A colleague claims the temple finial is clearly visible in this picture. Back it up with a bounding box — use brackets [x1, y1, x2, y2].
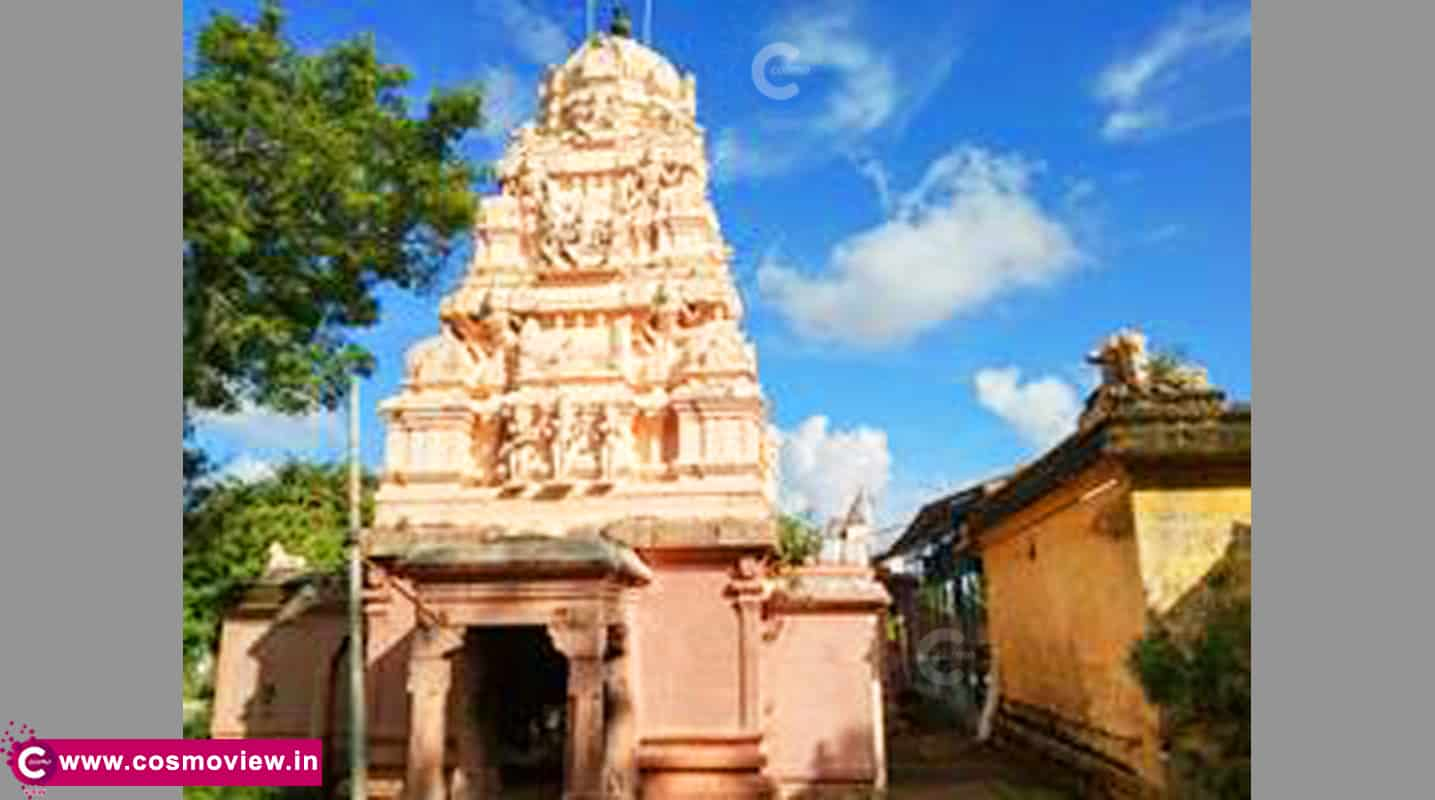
[610, 2, 633, 37]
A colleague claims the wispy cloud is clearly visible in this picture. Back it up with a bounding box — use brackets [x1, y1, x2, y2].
[481, 0, 572, 66]
[479, 65, 533, 137]
[469, 0, 574, 140]
[1093, 4, 1251, 142]
[713, 1, 958, 182]
[757, 145, 1082, 347]
[973, 366, 1081, 451]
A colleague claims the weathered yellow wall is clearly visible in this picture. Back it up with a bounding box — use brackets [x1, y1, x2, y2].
[1129, 469, 1252, 616]
[980, 458, 1160, 782]
[980, 457, 1253, 791]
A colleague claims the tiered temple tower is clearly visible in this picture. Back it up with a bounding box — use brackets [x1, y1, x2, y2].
[372, 29, 778, 540]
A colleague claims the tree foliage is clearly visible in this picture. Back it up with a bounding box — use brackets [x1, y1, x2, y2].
[183, 0, 486, 416]
[775, 512, 822, 566]
[1128, 527, 1251, 799]
[182, 461, 375, 682]
[1148, 345, 1193, 384]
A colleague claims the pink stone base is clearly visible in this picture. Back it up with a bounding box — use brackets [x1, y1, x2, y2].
[638, 734, 773, 799]
[641, 772, 776, 799]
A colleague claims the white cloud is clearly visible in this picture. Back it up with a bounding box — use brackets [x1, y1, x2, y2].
[713, 1, 957, 182]
[1093, 4, 1251, 142]
[757, 145, 1081, 347]
[483, 0, 571, 66]
[192, 404, 343, 454]
[974, 366, 1081, 451]
[777, 415, 892, 524]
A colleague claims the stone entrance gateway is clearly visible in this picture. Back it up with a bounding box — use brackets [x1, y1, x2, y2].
[379, 536, 649, 800]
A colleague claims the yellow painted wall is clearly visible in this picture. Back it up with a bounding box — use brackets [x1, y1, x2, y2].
[1129, 470, 1252, 616]
[981, 458, 1158, 780]
[980, 457, 1252, 791]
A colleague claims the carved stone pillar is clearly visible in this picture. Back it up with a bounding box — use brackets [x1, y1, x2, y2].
[450, 631, 493, 800]
[548, 610, 608, 800]
[602, 619, 638, 799]
[732, 557, 766, 733]
[404, 624, 460, 800]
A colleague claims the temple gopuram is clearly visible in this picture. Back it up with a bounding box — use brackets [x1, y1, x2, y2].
[209, 18, 891, 800]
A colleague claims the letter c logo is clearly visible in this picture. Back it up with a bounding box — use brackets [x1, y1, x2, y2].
[14, 743, 57, 784]
[752, 42, 801, 100]
[18, 746, 47, 779]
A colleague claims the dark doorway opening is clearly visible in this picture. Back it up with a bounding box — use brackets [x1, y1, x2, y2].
[466, 626, 568, 799]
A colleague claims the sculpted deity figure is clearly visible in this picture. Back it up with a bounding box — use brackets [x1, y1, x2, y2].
[679, 320, 752, 374]
[608, 314, 635, 376]
[498, 405, 543, 483]
[588, 91, 619, 133]
[512, 159, 548, 232]
[405, 324, 488, 388]
[517, 317, 546, 375]
[546, 397, 583, 480]
[1087, 329, 1151, 388]
[613, 168, 648, 261]
[536, 176, 587, 271]
[657, 157, 692, 216]
[636, 149, 664, 216]
[595, 404, 636, 480]
[636, 294, 701, 378]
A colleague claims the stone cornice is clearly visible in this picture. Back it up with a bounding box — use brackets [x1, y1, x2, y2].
[376, 533, 653, 586]
[765, 567, 892, 614]
[363, 515, 776, 559]
[971, 396, 1251, 536]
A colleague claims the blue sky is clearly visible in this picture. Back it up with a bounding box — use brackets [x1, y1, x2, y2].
[186, 0, 1252, 542]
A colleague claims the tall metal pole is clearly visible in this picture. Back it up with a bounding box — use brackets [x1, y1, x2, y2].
[347, 374, 367, 800]
[644, 0, 653, 45]
[586, 0, 595, 38]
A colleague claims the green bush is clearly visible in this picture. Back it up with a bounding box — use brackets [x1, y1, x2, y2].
[775, 513, 822, 566]
[1128, 532, 1251, 799]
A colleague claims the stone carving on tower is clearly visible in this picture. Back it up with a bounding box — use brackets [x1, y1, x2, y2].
[375, 32, 778, 538]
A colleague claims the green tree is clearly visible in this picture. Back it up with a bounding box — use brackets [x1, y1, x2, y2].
[775, 512, 822, 566]
[182, 461, 375, 710]
[183, 0, 486, 418]
[1128, 527, 1251, 799]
